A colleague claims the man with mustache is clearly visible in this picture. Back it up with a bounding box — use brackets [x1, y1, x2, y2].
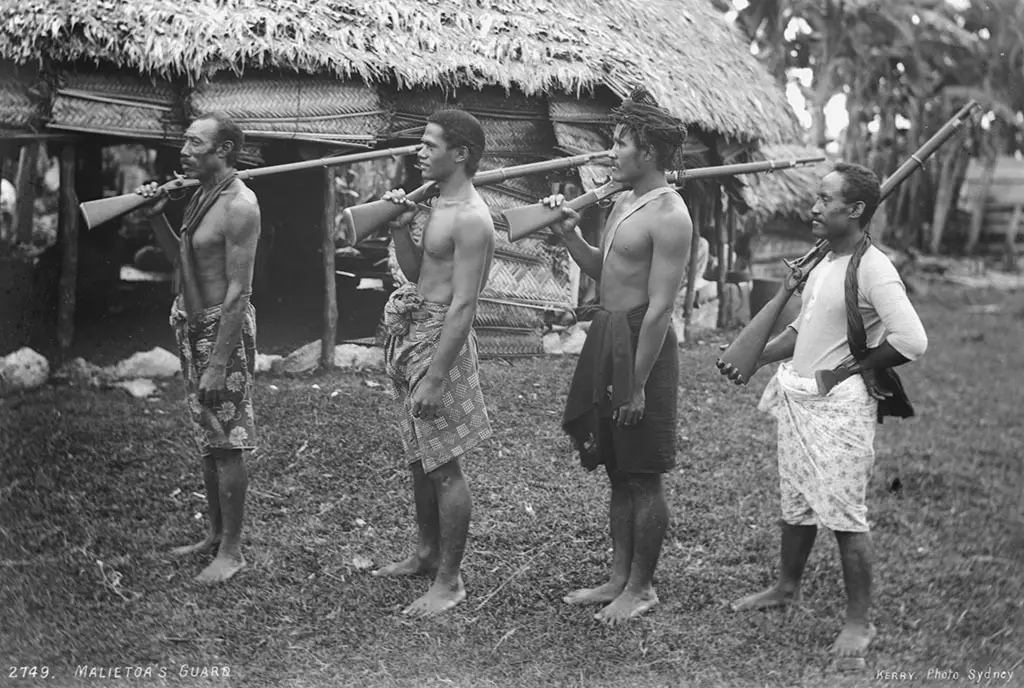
[720, 162, 927, 660]
[540, 88, 691, 625]
[372, 109, 495, 617]
[136, 112, 261, 584]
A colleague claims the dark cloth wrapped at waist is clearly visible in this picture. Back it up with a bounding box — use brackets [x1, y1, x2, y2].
[563, 303, 678, 473]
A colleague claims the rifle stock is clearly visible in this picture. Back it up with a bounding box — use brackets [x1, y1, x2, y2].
[505, 180, 625, 241]
[80, 177, 199, 230]
[716, 99, 981, 388]
[78, 144, 422, 230]
[505, 156, 826, 241]
[341, 150, 613, 242]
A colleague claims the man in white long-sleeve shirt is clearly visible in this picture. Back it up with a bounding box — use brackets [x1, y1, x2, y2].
[722, 162, 927, 661]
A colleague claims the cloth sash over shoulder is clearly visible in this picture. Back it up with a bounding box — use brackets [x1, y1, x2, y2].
[845, 235, 914, 423]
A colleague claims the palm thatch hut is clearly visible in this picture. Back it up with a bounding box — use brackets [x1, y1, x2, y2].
[0, 0, 802, 360]
[741, 144, 829, 281]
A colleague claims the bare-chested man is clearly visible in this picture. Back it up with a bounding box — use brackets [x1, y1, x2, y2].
[541, 88, 691, 625]
[136, 112, 261, 584]
[370, 110, 495, 617]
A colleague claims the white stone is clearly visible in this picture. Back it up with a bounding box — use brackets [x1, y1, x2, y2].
[0, 347, 50, 395]
[334, 344, 383, 370]
[108, 347, 180, 380]
[542, 332, 564, 355]
[113, 379, 158, 398]
[255, 353, 282, 374]
[562, 326, 589, 355]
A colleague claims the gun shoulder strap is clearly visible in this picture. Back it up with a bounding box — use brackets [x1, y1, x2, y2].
[844, 235, 914, 422]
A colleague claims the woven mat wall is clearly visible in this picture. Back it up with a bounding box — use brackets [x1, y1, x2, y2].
[49, 73, 185, 141]
[383, 87, 579, 358]
[0, 64, 38, 131]
[191, 76, 388, 147]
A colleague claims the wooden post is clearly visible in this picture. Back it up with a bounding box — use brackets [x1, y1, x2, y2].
[14, 142, 40, 244]
[724, 200, 738, 328]
[57, 145, 78, 354]
[682, 197, 702, 332]
[715, 188, 729, 330]
[320, 167, 338, 370]
[1004, 204, 1022, 272]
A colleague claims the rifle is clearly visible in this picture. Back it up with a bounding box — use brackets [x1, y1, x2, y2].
[503, 156, 827, 241]
[715, 99, 980, 388]
[341, 150, 613, 243]
[78, 144, 422, 230]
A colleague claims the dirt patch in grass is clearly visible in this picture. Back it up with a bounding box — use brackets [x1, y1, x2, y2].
[2, 283, 1022, 687]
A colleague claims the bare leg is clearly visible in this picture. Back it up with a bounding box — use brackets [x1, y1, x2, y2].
[171, 454, 222, 557]
[564, 470, 633, 605]
[403, 460, 470, 617]
[195, 449, 248, 584]
[373, 460, 440, 577]
[596, 473, 666, 624]
[733, 522, 817, 611]
[831, 531, 876, 656]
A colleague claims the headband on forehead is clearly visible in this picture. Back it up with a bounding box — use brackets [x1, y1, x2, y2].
[611, 86, 686, 149]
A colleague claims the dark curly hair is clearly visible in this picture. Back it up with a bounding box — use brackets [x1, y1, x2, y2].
[611, 86, 687, 171]
[426, 109, 486, 176]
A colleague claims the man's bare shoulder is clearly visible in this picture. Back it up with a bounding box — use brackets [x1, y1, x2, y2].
[457, 195, 495, 239]
[222, 181, 260, 238]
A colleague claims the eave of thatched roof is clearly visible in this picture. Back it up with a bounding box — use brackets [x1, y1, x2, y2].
[0, 0, 801, 144]
[743, 144, 830, 227]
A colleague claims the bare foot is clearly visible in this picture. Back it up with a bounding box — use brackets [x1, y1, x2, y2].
[371, 553, 437, 578]
[831, 621, 877, 657]
[195, 554, 246, 585]
[731, 585, 799, 612]
[170, 536, 220, 558]
[594, 589, 659, 626]
[563, 581, 625, 606]
[402, 578, 466, 618]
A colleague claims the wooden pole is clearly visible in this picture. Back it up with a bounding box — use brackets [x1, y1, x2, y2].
[682, 197, 702, 332]
[1004, 204, 1022, 272]
[57, 145, 78, 354]
[320, 167, 338, 370]
[715, 188, 728, 330]
[14, 142, 40, 244]
[724, 200, 738, 328]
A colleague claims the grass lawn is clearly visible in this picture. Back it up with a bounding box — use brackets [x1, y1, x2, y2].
[2, 283, 1022, 688]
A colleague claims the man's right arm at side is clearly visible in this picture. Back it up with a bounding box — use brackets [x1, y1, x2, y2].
[391, 222, 424, 284]
[148, 213, 181, 261]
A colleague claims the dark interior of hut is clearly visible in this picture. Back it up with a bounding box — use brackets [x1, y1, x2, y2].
[42, 136, 399, 365]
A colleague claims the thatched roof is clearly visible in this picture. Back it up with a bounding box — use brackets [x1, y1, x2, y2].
[0, 0, 800, 144]
[742, 144, 830, 227]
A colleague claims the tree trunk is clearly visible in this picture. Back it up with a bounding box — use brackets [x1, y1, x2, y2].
[320, 167, 338, 370]
[964, 152, 997, 255]
[929, 147, 960, 254]
[807, 76, 832, 149]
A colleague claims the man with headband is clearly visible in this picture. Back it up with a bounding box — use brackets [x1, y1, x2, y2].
[136, 112, 260, 584]
[541, 88, 692, 624]
[372, 109, 495, 617]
